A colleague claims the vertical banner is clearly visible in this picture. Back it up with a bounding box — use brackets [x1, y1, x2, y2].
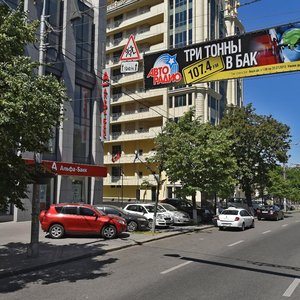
[100, 68, 111, 141]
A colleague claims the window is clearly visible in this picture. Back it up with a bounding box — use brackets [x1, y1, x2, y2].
[73, 1, 94, 72]
[73, 85, 92, 163]
[105, 207, 121, 216]
[79, 207, 95, 216]
[62, 206, 78, 215]
[112, 166, 122, 177]
[112, 145, 121, 155]
[174, 95, 186, 107]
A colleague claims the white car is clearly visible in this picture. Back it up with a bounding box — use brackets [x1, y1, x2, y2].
[217, 207, 255, 231]
[158, 203, 191, 225]
[123, 203, 173, 228]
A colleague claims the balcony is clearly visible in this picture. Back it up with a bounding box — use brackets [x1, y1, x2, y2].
[104, 151, 156, 164]
[103, 174, 157, 186]
[107, 2, 164, 33]
[112, 88, 164, 104]
[108, 126, 162, 142]
[111, 104, 164, 123]
[106, 23, 164, 53]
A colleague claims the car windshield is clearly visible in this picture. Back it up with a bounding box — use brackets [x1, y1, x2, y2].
[160, 203, 177, 211]
[222, 210, 239, 215]
[94, 207, 105, 215]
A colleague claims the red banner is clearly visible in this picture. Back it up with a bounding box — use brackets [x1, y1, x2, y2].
[24, 159, 107, 177]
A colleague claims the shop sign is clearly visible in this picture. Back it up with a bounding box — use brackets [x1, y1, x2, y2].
[24, 159, 107, 177]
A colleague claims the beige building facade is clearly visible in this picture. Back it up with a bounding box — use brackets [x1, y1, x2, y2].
[104, 0, 243, 203]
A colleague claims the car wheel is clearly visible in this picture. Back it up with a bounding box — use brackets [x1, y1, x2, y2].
[251, 220, 255, 228]
[219, 226, 224, 231]
[101, 224, 117, 239]
[49, 224, 64, 239]
[241, 223, 245, 231]
[148, 219, 153, 229]
[282, 214, 285, 220]
[127, 220, 138, 232]
[257, 217, 261, 221]
[275, 215, 279, 221]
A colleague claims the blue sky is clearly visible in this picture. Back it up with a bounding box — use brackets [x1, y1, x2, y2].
[238, 0, 300, 165]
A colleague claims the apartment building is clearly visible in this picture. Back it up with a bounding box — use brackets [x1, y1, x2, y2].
[104, 0, 244, 203]
[3, 0, 107, 221]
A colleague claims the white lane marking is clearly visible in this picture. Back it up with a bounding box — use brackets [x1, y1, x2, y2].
[227, 240, 244, 247]
[199, 238, 204, 240]
[282, 224, 288, 227]
[262, 230, 271, 234]
[283, 278, 300, 297]
[295, 220, 300, 223]
[161, 261, 192, 274]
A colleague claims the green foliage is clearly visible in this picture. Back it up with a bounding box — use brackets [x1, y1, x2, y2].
[0, 4, 67, 210]
[219, 104, 291, 204]
[153, 109, 238, 200]
[268, 166, 300, 202]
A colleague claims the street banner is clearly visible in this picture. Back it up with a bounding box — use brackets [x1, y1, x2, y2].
[144, 22, 300, 89]
[100, 68, 111, 141]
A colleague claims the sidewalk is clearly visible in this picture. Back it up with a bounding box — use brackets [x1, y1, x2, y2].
[0, 221, 213, 279]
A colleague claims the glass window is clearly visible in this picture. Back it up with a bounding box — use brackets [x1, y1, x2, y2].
[79, 207, 95, 216]
[112, 145, 121, 155]
[106, 207, 121, 216]
[62, 206, 78, 215]
[174, 95, 186, 107]
[73, 85, 92, 163]
[73, 1, 94, 72]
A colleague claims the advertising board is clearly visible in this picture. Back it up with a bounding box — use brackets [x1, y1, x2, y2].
[144, 22, 300, 89]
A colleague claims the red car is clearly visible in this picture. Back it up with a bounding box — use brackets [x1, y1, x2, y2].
[39, 203, 127, 239]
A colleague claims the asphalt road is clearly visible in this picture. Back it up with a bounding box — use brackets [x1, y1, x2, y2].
[1, 213, 300, 300]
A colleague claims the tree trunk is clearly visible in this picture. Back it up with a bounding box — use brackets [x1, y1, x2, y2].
[192, 193, 198, 224]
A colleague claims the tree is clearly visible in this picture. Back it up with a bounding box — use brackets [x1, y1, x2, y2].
[0, 4, 67, 210]
[153, 109, 237, 222]
[219, 104, 291, 207]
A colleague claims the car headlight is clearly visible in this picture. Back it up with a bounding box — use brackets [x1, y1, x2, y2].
[137, 217, 146, 221]
[117, 219, 126, 225]
[156, 214, 164, 220]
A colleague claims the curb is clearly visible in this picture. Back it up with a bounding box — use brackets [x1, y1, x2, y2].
[0, 224, 214, 279]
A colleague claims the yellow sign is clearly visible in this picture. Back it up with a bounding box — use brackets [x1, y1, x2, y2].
[182, 56, 225, 84]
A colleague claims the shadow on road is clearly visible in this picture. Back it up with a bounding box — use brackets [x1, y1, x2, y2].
[0, 241, 119, 294]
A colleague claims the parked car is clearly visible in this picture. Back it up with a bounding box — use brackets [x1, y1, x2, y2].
[39, 203, 127, 239]
[158, 203, 191, 225]
[216, 207, 255, 231]
[123, 203, 173, 228]
[161, 198, 214, 223]
[95, 204, 149, 232]
[256, 205, 284, 221]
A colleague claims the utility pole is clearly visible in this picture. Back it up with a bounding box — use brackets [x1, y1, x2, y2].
[283, 163, 287, 213]
[27, 0, 47, 258]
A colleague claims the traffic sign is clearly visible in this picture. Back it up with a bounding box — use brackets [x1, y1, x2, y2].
[121, 61, 138, 73]
[120, 35, 141, 61]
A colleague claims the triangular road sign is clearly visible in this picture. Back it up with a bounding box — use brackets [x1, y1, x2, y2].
[120, 35, 141, 61]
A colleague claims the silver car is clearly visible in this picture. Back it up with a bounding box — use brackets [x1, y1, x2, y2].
[158, 203, 191, 225]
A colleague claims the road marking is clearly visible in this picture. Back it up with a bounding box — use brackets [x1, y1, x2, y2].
[283, 278, 300, 297]
[295, 220, 300, 223]
[262, 230, 271, 234]
[161, 261, 192, 274]
[282, 224, 288, 227]
[227, 240, 244, 247]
